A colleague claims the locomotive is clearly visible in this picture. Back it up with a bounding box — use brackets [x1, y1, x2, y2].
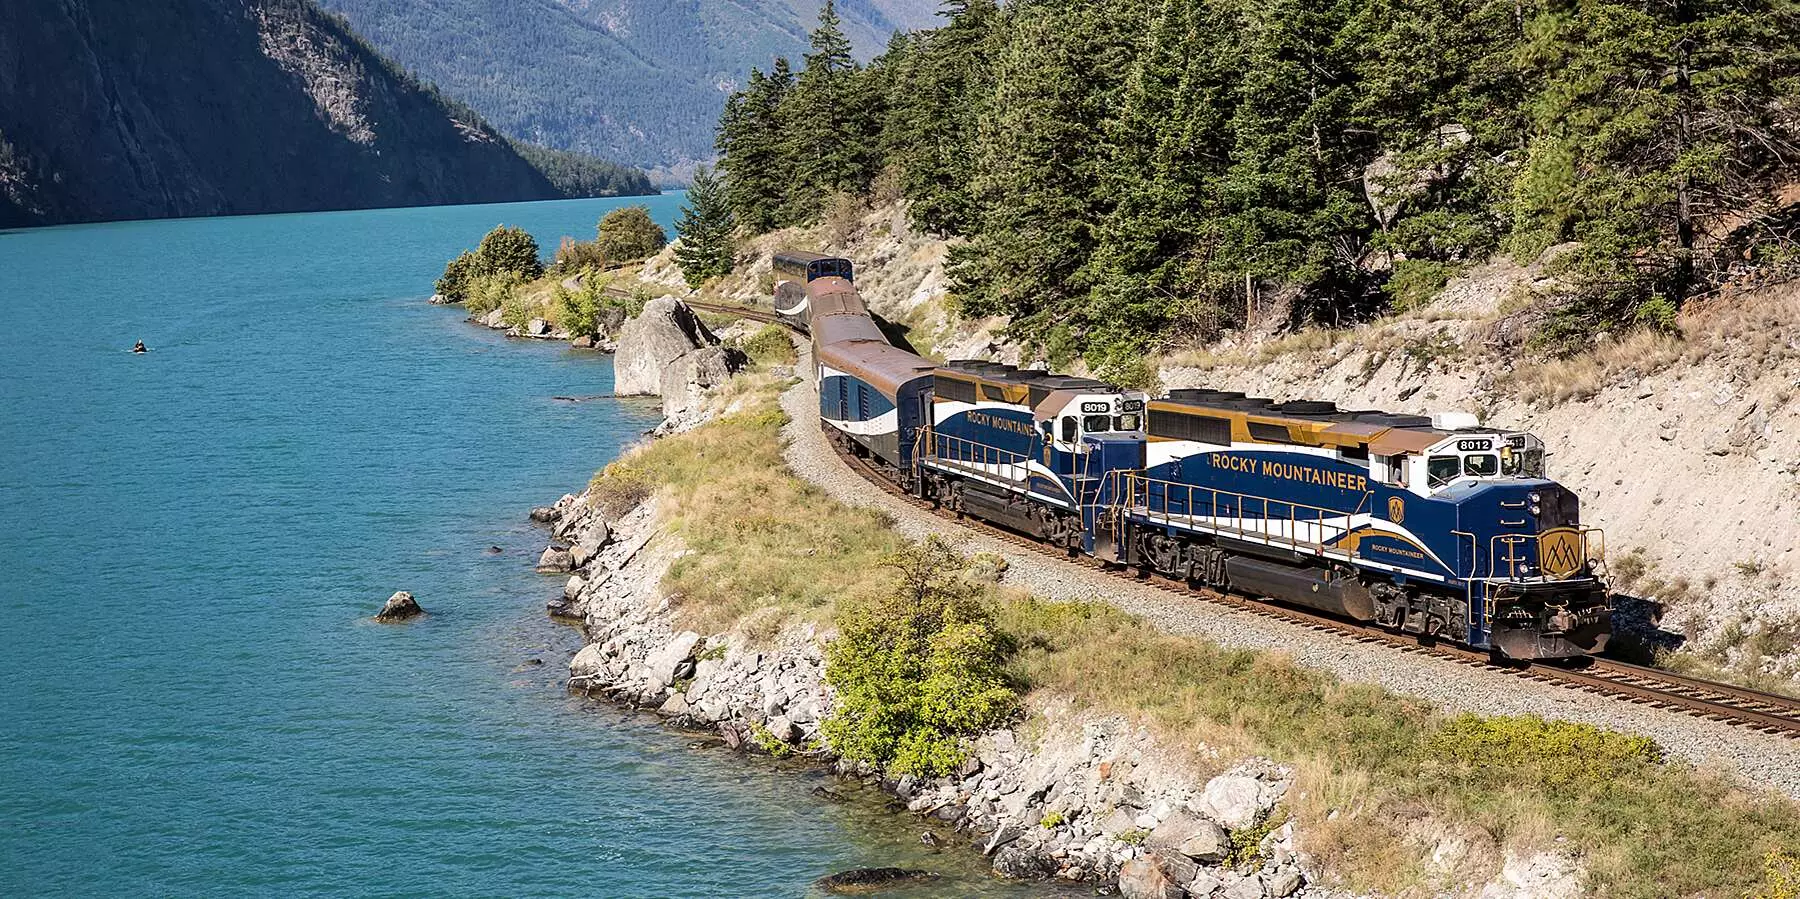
[774, 252, 1612, 660]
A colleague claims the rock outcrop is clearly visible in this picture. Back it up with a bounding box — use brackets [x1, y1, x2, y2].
[374, 591, 423, 621]
[612, 298, 746, 414]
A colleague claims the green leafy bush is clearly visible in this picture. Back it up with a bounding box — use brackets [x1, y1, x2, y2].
[1387, 259, 1463, 310]
[552, 237, 609, 275]
[737, 323, 796, 367]
[475, 225, 544, 279]
[463, 271, 524, 316]
[822, 536, 1018, 776]
[435, 250, 482, 301]
[595, 205, 668, 265]
[1424, 714, 1663, 794]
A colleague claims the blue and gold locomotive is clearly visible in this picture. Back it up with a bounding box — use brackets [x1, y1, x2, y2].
[784, 251, 1610, 660]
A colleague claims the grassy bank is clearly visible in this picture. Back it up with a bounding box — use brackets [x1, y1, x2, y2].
[585, 371, 1800, 898]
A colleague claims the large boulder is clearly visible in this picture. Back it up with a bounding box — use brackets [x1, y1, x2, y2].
[373, 591, 423, 622]
[660, 344, 748, 416]
[613, 297, 718, 396]
[1117, 855, 1187, 899]
[1149, 811, 1229, 863]
[646, 631, 703, 684]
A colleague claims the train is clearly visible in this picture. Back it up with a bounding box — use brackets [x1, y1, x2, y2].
[773, 251, 1612, 660]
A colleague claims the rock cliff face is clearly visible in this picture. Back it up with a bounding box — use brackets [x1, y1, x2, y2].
[0, 0, 567, 228]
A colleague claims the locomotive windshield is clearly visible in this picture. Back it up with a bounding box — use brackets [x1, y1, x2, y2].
[1464, 453, 1499, 477]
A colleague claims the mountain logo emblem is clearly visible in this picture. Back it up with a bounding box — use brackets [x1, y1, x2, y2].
[1387, 496, 1405, 524]
[1539, 528, 1583, 579]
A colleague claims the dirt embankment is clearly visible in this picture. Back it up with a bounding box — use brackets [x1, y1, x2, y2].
[635, 200, 1800, 685]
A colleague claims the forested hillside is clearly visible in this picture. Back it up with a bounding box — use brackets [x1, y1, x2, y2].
[717, 0, 1800, 375]
[0, 0, 651, 229]
[317, 0, 938, 175]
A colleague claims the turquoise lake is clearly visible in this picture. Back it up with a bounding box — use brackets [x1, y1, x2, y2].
[0, 198, 1054, 897]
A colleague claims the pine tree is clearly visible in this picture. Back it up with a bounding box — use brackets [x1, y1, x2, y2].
[673, 166, 737, 287]
[717, 60, 795, 233]
[781, 0, 877, 219]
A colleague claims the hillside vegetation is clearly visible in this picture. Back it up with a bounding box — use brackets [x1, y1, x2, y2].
[317, 0, 938, 174]
[715, 0, 1800, 375]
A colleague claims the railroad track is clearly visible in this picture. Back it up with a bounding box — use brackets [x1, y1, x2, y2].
[696, 302, 1800, 740]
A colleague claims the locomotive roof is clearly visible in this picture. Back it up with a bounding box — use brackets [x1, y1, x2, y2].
[938, 359, 1116, 393]
[804, 276, 869, 320]
[1152, 389, 1455, 454]
[811, 310, 888, 346]
[817, 339, 937, 398]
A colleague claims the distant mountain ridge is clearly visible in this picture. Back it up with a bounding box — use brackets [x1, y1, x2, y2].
[0, 0, 653, 229]
[315, 0, 941, 176]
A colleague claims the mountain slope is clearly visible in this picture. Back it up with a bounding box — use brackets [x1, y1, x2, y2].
[0, 0, 649, 229]
[315, 0, 940, 173]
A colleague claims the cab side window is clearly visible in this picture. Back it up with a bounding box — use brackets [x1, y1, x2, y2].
[1427, 455, 1460, 488]
[1061, 417, 1078, 443]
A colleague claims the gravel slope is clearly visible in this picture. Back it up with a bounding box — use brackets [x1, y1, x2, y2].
[778, 341, 1800, 800]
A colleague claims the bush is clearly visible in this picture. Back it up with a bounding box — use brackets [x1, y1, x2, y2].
[464, 271, 524, 316]
[552, 236, 609, 274]
[435, 250, 482, 301]
[595, 205, 667, 265]
[737, 323, 796, 367]
[475, 225, 544, 279]
[551, 276, 622, 339]
[1387, 259, 1462, 310]
[1424, 714, 1663, 794]
[822, 537, 1018, 776]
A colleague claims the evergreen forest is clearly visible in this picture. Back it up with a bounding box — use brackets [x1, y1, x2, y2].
[716, 0, 1800, 369]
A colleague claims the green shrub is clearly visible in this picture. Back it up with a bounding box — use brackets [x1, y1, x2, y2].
[501, 286, 537, 330]
[552, 236, 609, 275]
[435, 250, 483, 301]
[822, 536, 1018, 776]
[1387, 259, 1462, 310]
[738, 323, 796, 367]
[1424, 714, 1663, 794]
[475, 224, 544, 279]
[595, 205, 668, 264]
[464, 271, 524, 316]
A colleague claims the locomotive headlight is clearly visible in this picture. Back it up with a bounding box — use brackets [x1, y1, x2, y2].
[1529, 492, 1541, 503]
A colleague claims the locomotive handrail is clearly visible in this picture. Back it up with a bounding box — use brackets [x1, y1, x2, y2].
[1118, 472, 1366, 560]
[925, 431, 1033, 488]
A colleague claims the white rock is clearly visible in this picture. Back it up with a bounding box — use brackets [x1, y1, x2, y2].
[563, 575, 586, 600]
[646, 631, 702, 684]
[1194, 774, 1266, 830]
[569, 643, 606, 682]
[1479, 851, 1583, 899]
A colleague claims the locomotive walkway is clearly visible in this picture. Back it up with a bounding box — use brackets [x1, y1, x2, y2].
[773, 333, 1800, 801]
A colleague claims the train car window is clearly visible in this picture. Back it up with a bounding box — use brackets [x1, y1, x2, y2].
[1115, 413, 1140, 432]
[1083, 414, 1111, 433]
[1464, 454, 1499, 477]
[1061, 417, 1078, 442]
[1247, 421, 1296, 444]
[1523, 448, 1546, 477]
[936, 377, 978, 404]
[1427, 455, 1460, 488]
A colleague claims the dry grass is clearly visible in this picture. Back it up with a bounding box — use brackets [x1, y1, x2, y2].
[1502, 329, 1686, 406]
[587, 377, 901, 636]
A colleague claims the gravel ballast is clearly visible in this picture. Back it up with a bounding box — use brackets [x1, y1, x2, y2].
[778, 342, 1800, 800]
